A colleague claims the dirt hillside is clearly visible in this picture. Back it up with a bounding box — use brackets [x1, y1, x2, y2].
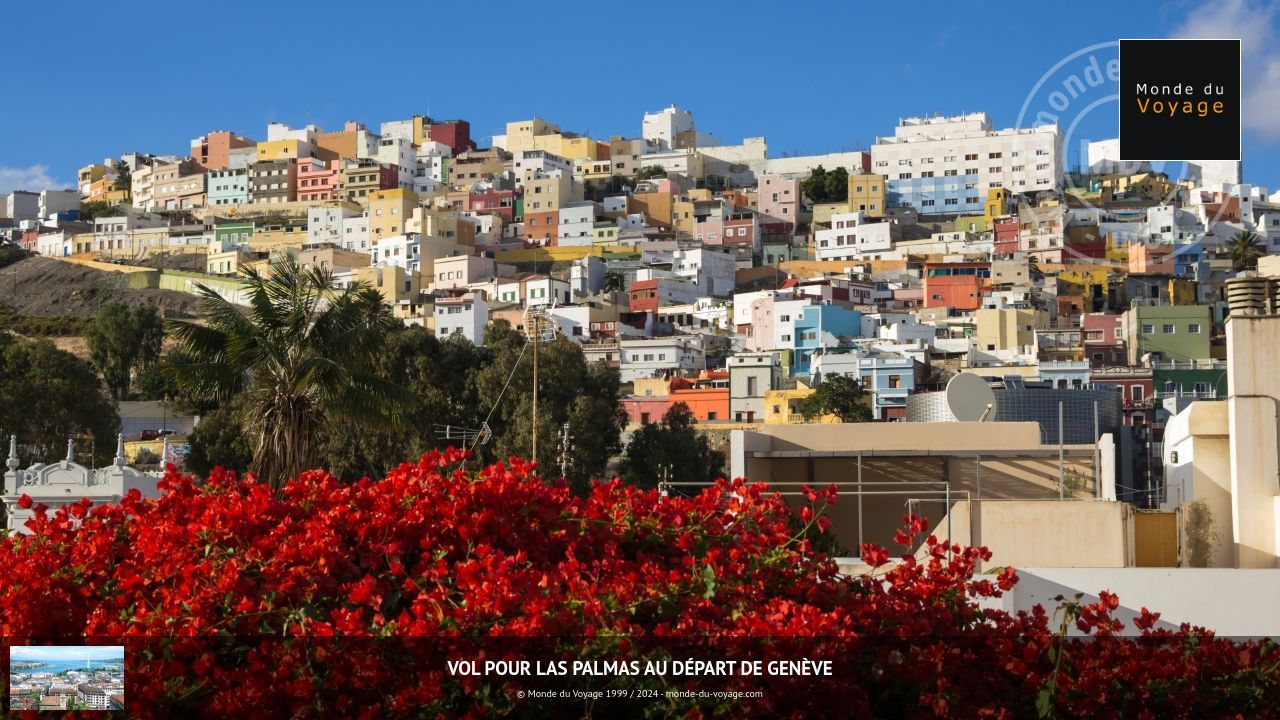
[0, 257, 203, 318]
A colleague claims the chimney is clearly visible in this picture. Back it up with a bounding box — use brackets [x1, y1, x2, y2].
[1224, 274, 1275, 317]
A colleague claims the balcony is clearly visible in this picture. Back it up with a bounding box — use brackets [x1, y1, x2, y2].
[1153, 388, 1219, 400]
[1151, 359, 1225, 371]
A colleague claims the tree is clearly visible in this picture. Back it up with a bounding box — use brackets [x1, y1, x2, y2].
[472, 321, 625, 493]
[1227, 230, 1265, 271]
[77, 201, 119, 223]
[797, 374, 873, 423]
[184, 399, 255, 477]
[85, 302, 165, 400]
[165, 254, 409, 488]
[112, 160, 132, 192]
[620, 402, 724, 490]
[635, 165, 668, 181]
[0, 333, 119, 465]
[801, 165, 850, 204]
[603, 271, 626, 296]
[318, 326, 484, 482]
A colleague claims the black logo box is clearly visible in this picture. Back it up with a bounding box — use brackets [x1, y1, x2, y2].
[1119, 39, 1241, 161]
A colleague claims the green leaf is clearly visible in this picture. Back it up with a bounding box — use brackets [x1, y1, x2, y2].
[1036, 687, 1053, 718]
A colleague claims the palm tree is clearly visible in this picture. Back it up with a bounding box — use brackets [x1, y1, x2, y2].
[1227, 230, 1265, 272]
[165, 254, 409, 488]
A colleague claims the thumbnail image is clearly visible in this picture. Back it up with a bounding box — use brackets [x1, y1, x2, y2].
[9, 646, 124, 712]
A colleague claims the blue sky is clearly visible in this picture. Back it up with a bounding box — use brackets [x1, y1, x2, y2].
[3, 0, 1278, 193]
[11, 645, 124, 662]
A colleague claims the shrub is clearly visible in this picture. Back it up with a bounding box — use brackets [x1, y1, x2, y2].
[0, 452, 1275, 718]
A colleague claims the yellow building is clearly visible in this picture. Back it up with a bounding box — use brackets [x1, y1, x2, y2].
[368, 188, 419, 241]
[593, 223, 620, 245]
[504, 118, 562, 156]
[354, 264, 424, 306]
[974, 308, 1042, 352]
[763, 384, 840, 425]
[984, 188, 1012, 220]
[256, 139, 312, 162]
[78, 163, 109, 196]
[1099, 172, 1175, 202]
[248, 223, 308, 254]
[1056, 266, 1110, 296]
[846, 173, 886, 217]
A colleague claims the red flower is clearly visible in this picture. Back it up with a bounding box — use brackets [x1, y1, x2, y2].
[16, 493, 32, 509]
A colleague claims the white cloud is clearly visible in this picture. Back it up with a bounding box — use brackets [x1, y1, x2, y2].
[1172, 0, 1280, 140]
[11, 645, 124, 662]
[0, 164, 66, 194]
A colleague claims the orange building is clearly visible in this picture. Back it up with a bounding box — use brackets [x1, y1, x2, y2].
[191, 130, 255, 170]
[1128, 242, 1176, 274]
[922, 261, 989, 310]
[524, 210, 559, 245]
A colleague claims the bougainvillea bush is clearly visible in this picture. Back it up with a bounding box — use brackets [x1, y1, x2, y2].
[1, 449, 1278, 719]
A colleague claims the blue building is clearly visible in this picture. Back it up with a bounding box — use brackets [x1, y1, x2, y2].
[885, 173, 983, 214]
[810, 350, 917, 420]
[792, 304, 863, 377]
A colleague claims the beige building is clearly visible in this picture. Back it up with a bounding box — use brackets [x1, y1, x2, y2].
[974, 308, 1044, 353]
[368, 188, 418, 241]
[448, 148, 509, 191]
[503, 117, 562, 156]
[151, 159, 206, 210]
[522, 169, 582, 214]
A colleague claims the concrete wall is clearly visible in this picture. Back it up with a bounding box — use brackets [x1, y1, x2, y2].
[932, 499, 1135, 568]
[1162, 401, 1234, 567]
[731, 422, 1100, 554]
[1226, 314, 1280, 567]
[992, 567, 1280, 636]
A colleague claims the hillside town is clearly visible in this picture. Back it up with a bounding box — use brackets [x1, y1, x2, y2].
[8, 655, 125, 711]
[2, 104, 1279, 583]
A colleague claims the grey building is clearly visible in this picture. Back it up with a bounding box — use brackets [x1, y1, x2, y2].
[249, 159, 298, 204]
[728, 351, 783, 423]
[906, 377, 1122, 445]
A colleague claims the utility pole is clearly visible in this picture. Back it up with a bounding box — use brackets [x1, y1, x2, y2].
[530, 309, 541, 467]
[559, 422, 571, 479]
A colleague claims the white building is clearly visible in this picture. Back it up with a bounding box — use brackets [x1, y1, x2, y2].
[38, 189, 79, 219]
[434, 292, 488, 344]
[341, 212, 371, 253]
[814, 215, 899, 261]
[619, 335, 707, 382]
[1085, 139, 1149, 176]
[308, 204, 361, 246]
[1, 436, 161, 534]
[642, 105, 697, 151]
[4, 191, 38, 222]
[557, 202, 597, 246]
[871, 113, 1061, 215]
[432, 254, 497, 291]
[671, 247, 736, 298]
[374, 234, 424, 272]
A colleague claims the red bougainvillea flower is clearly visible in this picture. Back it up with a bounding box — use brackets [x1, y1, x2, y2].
[0, 449, 1275, 719]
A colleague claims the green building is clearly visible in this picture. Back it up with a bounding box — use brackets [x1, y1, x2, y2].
[213, 221, 255, 248]
[1123, 305, 1211, 365]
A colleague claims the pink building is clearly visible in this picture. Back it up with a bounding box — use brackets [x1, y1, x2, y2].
[297, 159, 339, 202]
[745, 296, 776, 351]
[757, 174, 800, 232]
[1128, 242, 1175, 275]
[1082, 313, 1126, 367]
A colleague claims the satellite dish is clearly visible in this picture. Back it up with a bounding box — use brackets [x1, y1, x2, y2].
[945, 373, 997, 422]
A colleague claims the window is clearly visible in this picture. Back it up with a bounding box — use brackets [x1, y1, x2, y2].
[1132, 386, 1144, 402]
[707, 412, 717, 421]
[944, 198, 958, 205]
[1114, 327, 1123, 339]
[988, 152, 1002, 159]
[944, 169, 957, 176]
[888, 375, 901, 388]
[989, 167, 1002, 174]
[1194, 382, 1211, 395]
[920, 171, 934, 178]
[965, 168, 978, 175]
[898, 173, 911, 180]
[964, 154, 978, 161]
[1141, 324, 1154, 334]
[1188, 323, 1202, 333]
[921, 199, 935, 207]
[1162, 324, 1175, 334]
